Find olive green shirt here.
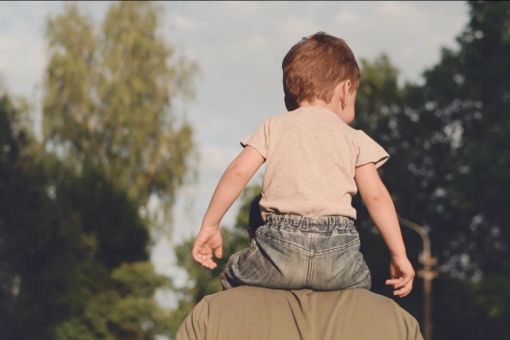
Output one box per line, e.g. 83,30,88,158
177,286,423,340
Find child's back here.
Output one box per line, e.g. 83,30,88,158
242,106,388,222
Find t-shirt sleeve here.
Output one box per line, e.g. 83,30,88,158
239,118,270,159
354,130,390,168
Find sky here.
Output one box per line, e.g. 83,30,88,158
0,1,469,297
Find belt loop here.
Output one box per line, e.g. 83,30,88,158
328,216,335,227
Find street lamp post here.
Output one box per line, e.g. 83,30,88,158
399,217,438,340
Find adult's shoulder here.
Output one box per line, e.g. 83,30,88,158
177,287,423,340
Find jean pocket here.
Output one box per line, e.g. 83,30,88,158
255,225,309,253
315,232,360,256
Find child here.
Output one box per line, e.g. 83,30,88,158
192,32,415,297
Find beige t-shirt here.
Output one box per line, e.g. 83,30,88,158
241,106,389,220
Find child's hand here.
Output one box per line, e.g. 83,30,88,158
192,225,223,269
385,255,415,298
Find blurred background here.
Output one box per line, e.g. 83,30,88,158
1,1,508,339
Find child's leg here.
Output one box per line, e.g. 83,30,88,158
219,242,258,290
220,221,310,290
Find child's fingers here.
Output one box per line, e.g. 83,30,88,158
193,253,208,263
394,285,409,295
392,277,410,289
197,256,217,269
202,260,217,269
192,248,207,262
386,273,414,287
385,278,403,286
394,287,411,297
192,248,213,265
214,246,223,259
192,246,219,269
397,274,414,287
394,281,413,297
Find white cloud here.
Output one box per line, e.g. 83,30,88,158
169,13,201,32
334,10,362,25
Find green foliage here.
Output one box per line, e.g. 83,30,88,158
54,262,172,340
423,1,510,277
43,2,197,231
0,92,174,338
356,54,401,132
1,2,197,339
56,168,149,269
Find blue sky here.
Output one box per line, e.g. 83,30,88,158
0,1,468,292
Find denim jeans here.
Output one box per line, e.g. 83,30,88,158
221,213,371,290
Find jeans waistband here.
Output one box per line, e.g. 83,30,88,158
266,213,355,232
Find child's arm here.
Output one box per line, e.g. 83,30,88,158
192,145,265,269
354,163,415,297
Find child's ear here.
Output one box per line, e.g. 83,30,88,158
342,80,354,107
343,80,353,95
336,80,350,110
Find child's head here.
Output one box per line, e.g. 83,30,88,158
282,32,360,123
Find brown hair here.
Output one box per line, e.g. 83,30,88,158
282,32,360,111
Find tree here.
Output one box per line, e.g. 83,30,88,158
420,1,510,276
43,2,197,231
0,87,178,340
53,262,172,340
417,2,510,337
0,89,175,339
1,2,198,338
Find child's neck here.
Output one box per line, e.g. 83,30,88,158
298,99,345,121
299,98,338,113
